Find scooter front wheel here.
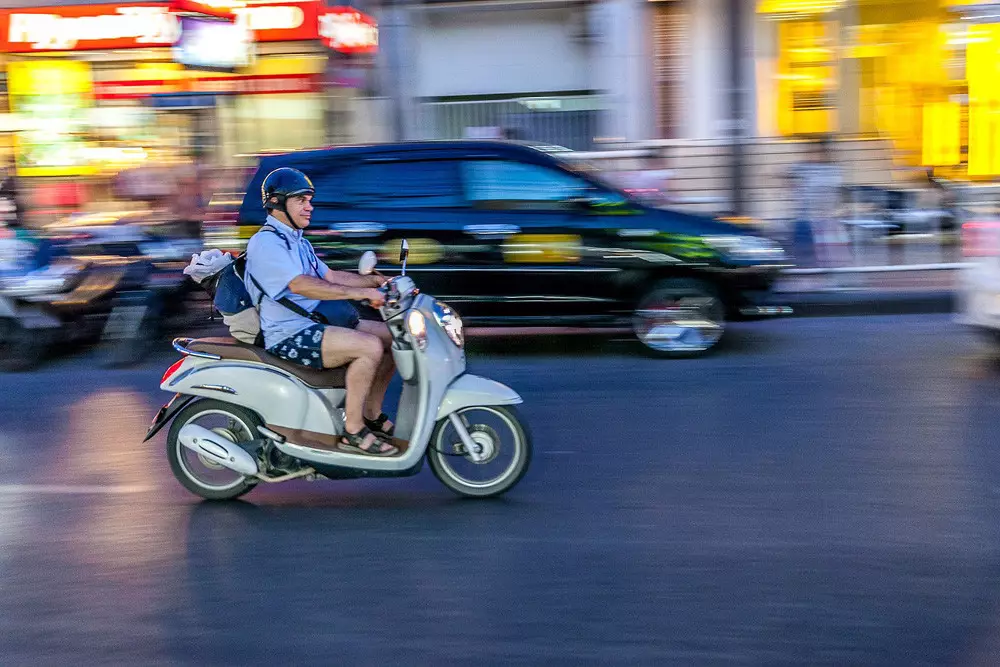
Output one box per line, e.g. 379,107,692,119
427,405,532,498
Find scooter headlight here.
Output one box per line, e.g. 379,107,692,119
406,310,428,350
432,300,464,348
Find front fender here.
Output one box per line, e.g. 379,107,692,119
436,373,522,421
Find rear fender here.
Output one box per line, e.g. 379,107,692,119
143,393,195,442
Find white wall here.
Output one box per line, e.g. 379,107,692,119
413,8,591,98
684,0,727,140
590,0,654,141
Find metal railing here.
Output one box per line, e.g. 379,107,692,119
414,95,607,151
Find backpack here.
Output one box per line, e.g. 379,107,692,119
188,250,263,345
187,225,359,347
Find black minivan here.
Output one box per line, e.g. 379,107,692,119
234,141,789,357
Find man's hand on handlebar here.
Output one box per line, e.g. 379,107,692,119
366,273,388,288
357,287,386,308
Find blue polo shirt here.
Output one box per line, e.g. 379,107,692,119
244,216,329,349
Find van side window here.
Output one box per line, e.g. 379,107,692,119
461,160,601,210
308,165,351,207
334,160,464,209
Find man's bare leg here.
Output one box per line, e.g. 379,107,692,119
357,320,397,430
320,326,392,453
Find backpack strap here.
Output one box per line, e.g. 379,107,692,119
262,223,321,275
246,223,327,323
259,224,292,251
246,267,321,322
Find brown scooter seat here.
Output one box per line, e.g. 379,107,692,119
186,337,347,389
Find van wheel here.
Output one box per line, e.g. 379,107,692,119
632,278,726,358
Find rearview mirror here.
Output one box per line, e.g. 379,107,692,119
358,250,377,275
399,239,410,276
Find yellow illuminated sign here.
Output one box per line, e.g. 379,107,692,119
758,0,846,15
7,60,97,177
776,20,837,135
8,59,92,97
922,102,961,167
967,24,1000,176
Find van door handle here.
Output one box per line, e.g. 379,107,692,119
330,222,387,237
463,224,521,238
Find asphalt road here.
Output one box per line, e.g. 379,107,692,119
2,315,1000,666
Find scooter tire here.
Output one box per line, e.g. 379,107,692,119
427,405,532,498
166,399,261,501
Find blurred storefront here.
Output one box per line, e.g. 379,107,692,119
0,0,379,223
384,0,625,150
755,0,1000,181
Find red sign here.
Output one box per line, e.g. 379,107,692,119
170,1,237,21
0,4,181,52
320,6,378,54
232,1,321,43
93,73,322,99
194,72,321,95
0,1,375,53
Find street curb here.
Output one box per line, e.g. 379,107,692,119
775,290,954,318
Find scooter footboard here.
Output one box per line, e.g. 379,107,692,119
435,374,522,420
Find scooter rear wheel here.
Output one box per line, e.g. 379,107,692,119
166,399,261,501
427,405,532,498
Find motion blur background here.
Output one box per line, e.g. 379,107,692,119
0,0,998,231
8,3,1000,664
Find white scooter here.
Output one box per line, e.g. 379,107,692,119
145,240,531,500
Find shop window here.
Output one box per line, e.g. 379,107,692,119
776,20,837,135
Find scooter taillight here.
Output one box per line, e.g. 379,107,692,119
161,358,186,385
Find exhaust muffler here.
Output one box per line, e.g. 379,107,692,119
177,424,259,476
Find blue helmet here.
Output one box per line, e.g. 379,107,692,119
261,167,314,212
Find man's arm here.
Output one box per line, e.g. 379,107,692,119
288,274,382,303
323,268,383,288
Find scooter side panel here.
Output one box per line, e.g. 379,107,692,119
436,374,523,420
163,360,341,435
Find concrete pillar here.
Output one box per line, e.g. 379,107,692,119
837,1,861,135
373,3,420,141
591,0,655,142
685,0,727,139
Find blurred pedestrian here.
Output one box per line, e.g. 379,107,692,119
787,135,850,286
621,155,674,206
0,164,24,229
171,161,205,241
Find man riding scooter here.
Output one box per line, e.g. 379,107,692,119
244,168,398,457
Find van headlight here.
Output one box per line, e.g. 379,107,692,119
704,235,786,262
432,300,464,348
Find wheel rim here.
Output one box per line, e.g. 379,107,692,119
633,292,724,353
434,408,523,490
176,409,253,492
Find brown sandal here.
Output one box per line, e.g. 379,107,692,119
339,426,398,457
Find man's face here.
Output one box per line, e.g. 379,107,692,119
286,194,313,228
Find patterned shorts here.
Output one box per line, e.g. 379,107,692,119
267,324,326,368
